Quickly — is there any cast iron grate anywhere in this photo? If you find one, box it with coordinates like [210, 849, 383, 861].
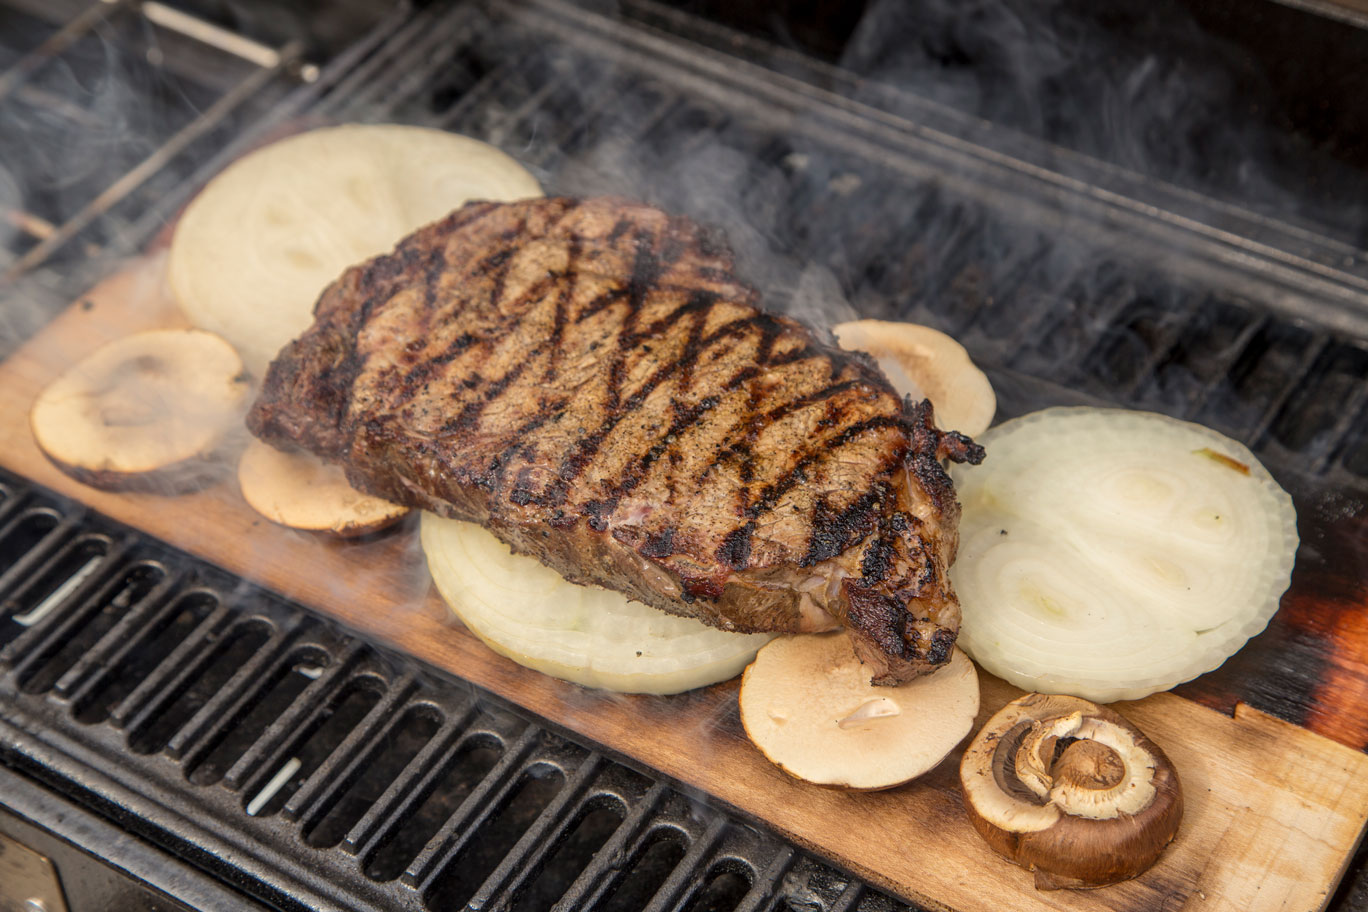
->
[0, 465, 922, 912]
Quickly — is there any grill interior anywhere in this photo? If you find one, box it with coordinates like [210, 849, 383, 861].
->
[1, 0, 1367, 910]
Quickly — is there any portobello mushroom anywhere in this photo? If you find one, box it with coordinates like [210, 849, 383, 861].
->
[959, 692, 1183, 889]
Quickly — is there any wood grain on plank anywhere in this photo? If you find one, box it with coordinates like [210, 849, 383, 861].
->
[1, 258, 1366, 912]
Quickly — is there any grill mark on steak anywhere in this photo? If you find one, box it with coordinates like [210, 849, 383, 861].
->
[249, 197, 984, 684]
[744, 415, 907, 522]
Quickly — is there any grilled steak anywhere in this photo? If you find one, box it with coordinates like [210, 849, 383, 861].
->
[248, 197, 984, 683]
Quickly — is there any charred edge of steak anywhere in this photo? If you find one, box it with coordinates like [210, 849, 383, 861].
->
[839, 492, 959, 682]
[899, 398, 984, 517]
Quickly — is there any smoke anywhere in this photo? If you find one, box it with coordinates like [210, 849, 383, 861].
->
[836, 0, 1367, 245]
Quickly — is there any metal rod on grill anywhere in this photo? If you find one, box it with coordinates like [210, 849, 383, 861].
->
[0, 0, 126, 104]
[139, 1, 282, 69]
[2, 38, 304, 281]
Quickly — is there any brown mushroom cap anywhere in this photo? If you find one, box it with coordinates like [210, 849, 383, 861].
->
[959, 693, 1183, 890]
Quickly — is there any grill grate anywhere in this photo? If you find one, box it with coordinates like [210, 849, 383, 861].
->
[0, 466, 914, 912]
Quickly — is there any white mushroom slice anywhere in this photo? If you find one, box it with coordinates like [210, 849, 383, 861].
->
[169, 124, 543, 376]
[420, 512, 772, 695]
[960, 693, 1183, 890]
[832, 319, 995, 438]
[237, 439, 409, 537]
[30, 329, 248, 492]
[739, 633, 979, 790]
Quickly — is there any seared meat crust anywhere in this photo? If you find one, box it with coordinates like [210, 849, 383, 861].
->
[249, 197, 984, 683]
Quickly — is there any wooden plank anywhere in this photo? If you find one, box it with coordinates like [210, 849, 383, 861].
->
[1, 256, 1366, 912]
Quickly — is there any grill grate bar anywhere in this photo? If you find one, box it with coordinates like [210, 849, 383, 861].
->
[553, 780, 672, 910]
[1248, 332, 1333, 448]
[468, 752, 607, 910]
[283, 671, 420, 824]
[108, 600, 233, 729]
[0, 0, 125, 104]
[1, 529, 113, 623]
[736, 844, 798, 912]
[3, 535, 132, 676]
[3, 40, 304, 281]
[342, 705, 477, 856]
[524, 83, 678, 177]
[830, 880, 869, 912]
[1177, 314, 1270, 421]
[223, 639, 370, 791]
[311, 1, 468, 119]
[643, 812, 729, 912]
[325, 5, 492, 122]
[0, 509, 78, 607]
[51, 561, 180, 700]
[406, 723, 543, 890]
[436, 51, 539, 131]
[1326, 379, 1368, 474]
[167, 614, 307, 766]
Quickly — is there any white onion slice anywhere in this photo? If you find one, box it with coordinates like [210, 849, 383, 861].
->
[170, 124, 542, 376]
[420, 513, 773, 694]
[949, 407, 1298, 702]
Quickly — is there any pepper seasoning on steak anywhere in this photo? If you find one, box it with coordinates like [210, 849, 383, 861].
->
[248, 197, 984, 684]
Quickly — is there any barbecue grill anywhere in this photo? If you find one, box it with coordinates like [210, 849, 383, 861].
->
[1, 1, 1366, 910]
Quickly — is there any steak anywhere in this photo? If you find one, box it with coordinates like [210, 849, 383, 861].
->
[248, 197, 984, 684]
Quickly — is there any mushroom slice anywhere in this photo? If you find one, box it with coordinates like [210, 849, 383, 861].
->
[740, 633, 979, 790]
[960, 693, 1183, 890]
[30, 329, 249, 492]
[237, 439, 408, 537]
[832, 319, 995, 438]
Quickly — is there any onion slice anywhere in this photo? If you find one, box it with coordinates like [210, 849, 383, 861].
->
[170, 124, 543, 375]
[949, 407, 1298, 702]
[420, 513, 773, 694]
